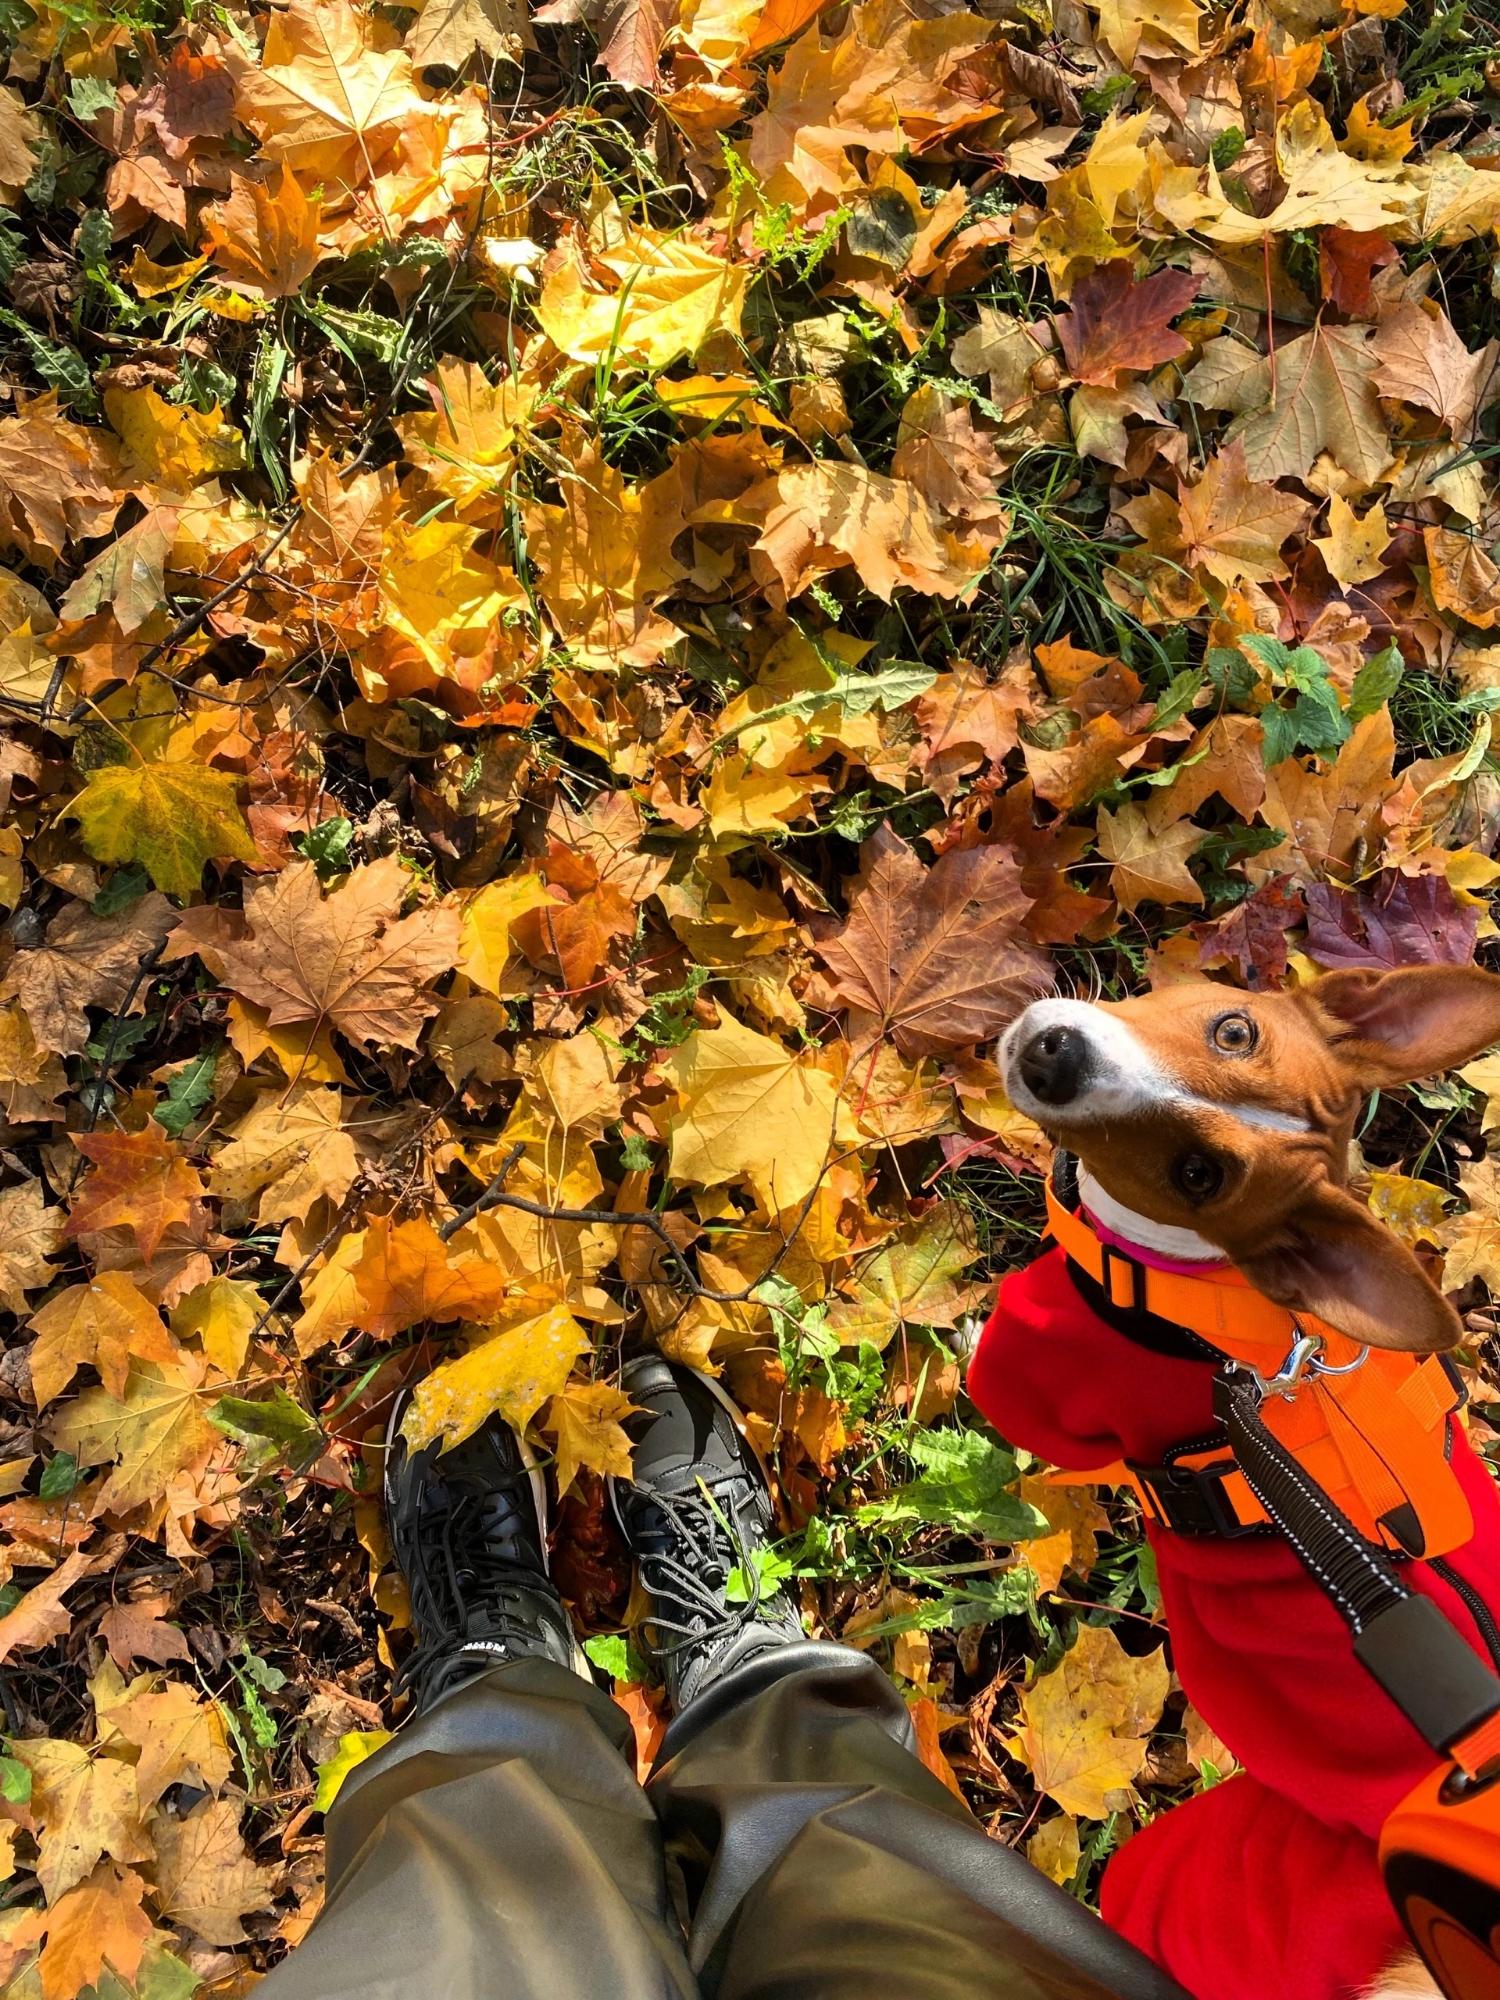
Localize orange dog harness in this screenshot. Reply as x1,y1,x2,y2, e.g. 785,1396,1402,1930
1044,1179,1473,1560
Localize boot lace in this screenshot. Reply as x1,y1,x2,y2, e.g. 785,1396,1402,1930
395,1484,549,1700
632,1476,769,1667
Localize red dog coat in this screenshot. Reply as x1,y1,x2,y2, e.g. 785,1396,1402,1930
968,1242,1500,2000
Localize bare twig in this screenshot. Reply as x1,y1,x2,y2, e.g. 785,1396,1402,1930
439,1144,849,1305
437,1144,525,1239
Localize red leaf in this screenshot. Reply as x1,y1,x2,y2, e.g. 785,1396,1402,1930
1305,872,1478,971
1055,264,1199,387
1319,228,1398,320
1191,878,1306,988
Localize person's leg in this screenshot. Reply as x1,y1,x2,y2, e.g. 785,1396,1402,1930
261,1401,698,2000
652,1642,1186,2000
611,1358,1187,2000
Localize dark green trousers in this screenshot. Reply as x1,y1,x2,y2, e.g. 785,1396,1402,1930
260,1642,1187,2000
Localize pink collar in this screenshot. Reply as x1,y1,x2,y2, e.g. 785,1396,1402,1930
1083,1207,1232,1277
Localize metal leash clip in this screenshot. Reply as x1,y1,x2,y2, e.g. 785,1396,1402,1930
1248,1325,1372,1402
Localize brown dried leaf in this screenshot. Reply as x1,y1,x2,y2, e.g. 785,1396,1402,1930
814,825,1047,1058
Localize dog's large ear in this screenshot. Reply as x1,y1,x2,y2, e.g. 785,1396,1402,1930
1309,965,1500,1087
1231,1181,1461,1353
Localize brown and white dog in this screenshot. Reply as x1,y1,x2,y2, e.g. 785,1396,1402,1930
970,967,1500,2000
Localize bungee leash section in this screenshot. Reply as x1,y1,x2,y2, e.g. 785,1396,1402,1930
1218,1365,1500,2000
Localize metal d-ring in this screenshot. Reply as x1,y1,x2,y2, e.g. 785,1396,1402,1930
1249,1325,1372,1402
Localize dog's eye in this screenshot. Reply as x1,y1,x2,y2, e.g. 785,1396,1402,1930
1210,1012,1257,1055
1172,1152,1224,1202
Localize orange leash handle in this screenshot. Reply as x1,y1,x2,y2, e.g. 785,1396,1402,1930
1043,1183,1472,1558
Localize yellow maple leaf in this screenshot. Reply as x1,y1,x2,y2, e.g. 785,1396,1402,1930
1096,0,1200,68
13,1861,153,2000
1367,1171,1452,1246
0,86,40,193
27,1272,180,1410
151,1795,279,1945
0,1176,62,1313
396,359,539,522
537,216,748,373
200,166,323,300
209,1083,360,1224
1027,1813,1082,1885
459,875,556,995
98,1677,232,1807
51,1358,219,1516
233,0,420,181
7,1738,147,1903
664,1010,852,1213
1007,1623,1169,1817
1018,1476,1109,1596
1097,802,1206,912
312,1729,393,1812
104,386,244,492
400,1303,590,1454
545,1380,638,1495
1460,1053,1500,1132
170,1276,264,1379
1314,495,1392,587
375,514,526,683
66,753,259,899
1442,1158,1500,1293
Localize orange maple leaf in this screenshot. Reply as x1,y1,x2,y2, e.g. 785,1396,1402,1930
64,1128,207,1261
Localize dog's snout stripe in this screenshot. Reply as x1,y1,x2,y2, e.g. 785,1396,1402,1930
1178,1096,1311,1136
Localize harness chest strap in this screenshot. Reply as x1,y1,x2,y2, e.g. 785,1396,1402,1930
1043,1182,1473,1560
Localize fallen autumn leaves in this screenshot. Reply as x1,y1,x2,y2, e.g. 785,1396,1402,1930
0,0,1499,1986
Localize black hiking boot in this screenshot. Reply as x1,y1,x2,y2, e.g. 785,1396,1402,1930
385,1391,585,1715
609,1355,804,1710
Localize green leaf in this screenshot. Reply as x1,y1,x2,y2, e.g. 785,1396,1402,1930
67,77,118,123
0,305,95,412
583,1632,651,1681
83,1012,156,1065
0,1751,32,1804
618,1132,653,1171
153,1047,218,1137
302,301,407,364
1150,666,1206,732
1349,645,1402,725
39,1450,80,1500
294,816,355,876
718,660,938,747
92,863,151,916
210,1389,322,1469
583,1633,631,1678
725,1542,800,1603
249,326,291,500
856,1428,1049,1542
76,206,113,275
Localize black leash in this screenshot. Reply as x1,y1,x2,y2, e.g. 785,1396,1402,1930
1216,1366,1500,1762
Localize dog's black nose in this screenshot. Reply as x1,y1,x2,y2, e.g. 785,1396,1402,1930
1019,1025,1087,1106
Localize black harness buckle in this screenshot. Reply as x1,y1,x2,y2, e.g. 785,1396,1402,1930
1129,1455,1260,1538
